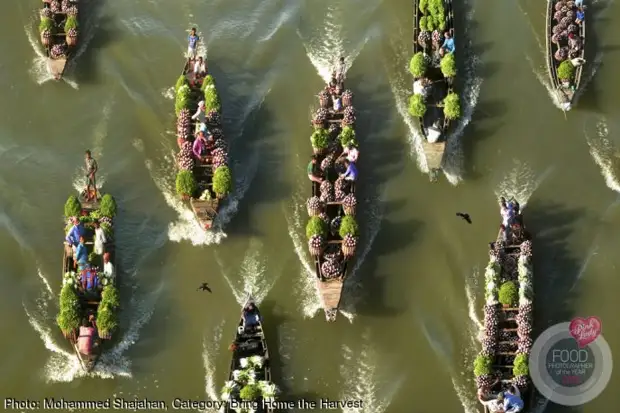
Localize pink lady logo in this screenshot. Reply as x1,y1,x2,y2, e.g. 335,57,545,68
569,317,602,348
529,317,613,406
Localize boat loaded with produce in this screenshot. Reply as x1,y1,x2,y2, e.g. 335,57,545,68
57,192,119,373
306,72,360,322
174,58,233,230
546,0,586,111
474,199,534,412
38,0,79,80
410,0,461,177
221,295,277,413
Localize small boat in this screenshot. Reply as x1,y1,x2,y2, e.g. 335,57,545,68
38,0,80,80
58,190,119,373
221,296,276,413
546,0,586,111
173,55,231,230
475,198,535,412
307,73,359,322
411,0,461,178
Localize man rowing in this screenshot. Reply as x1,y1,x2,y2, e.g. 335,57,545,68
84,150,98,201
187,27,199,61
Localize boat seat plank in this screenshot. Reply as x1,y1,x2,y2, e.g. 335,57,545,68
327,240,343,244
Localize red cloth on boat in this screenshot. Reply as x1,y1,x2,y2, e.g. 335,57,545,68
77,326,96,355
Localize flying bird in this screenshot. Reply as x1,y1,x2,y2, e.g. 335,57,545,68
197,283,212,293
456,212,472,224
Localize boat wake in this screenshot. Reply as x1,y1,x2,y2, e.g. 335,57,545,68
340,330,405,413
584,118,620,193
24,266,161,382
494,160,555,209
464,266,484,336
285,194,321,318
202,319,225,413
297,3,375,82
215,238,278,306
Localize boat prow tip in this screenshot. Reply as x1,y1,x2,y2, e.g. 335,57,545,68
325,309,338,322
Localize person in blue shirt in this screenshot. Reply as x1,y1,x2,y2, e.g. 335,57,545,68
440,31,455,56
81,268,99,292
340,160,358,182
575,7,585,24
497,385,524,412
75,236,89,270
65,217,84,246
187,27,199,61
242,303,260,330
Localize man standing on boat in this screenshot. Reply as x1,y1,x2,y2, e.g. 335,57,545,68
84,150,98,201
187,27,199,61
336,57,346,82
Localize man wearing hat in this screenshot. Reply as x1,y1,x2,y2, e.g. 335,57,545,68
192,100,207,131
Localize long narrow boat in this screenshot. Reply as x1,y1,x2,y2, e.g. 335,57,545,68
546,0,586,111
221,296,277,412
173,54,232,230
410,0,461,177
57,190,119,372
38,0,80,80
305,73,360,322
475,199,534,412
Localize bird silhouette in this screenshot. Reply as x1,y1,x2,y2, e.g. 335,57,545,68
456,212,472,224
197,283,212,293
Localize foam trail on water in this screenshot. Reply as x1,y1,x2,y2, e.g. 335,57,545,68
284,195,321,318
202,320,225,413
494,160,555,209
441,3,483,185
161,86,175,100
340,331,405,413
464,267,484,336
339,194,385,322
584,118,620,193
214,239,277,306
37,267,54,297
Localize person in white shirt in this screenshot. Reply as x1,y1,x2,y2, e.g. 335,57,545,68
102,252,115,281
333,96,342,112
478,389,504,412
93,221,107,256
339,143,359,163
194,56,207,79
192,101,207,130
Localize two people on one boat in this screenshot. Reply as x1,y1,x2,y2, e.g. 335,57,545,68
193,130,215,162
84,150,98,201
477,384,524,412
439,30,455,57
498,197,530,245
77,315,97,355
242,303,260,330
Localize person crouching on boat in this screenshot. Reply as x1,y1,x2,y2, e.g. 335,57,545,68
243,303,260,329
192,100,207,131
187,27,199,61
75,236,89,270
65,216,84,256
575,7,585,25
81,266,99,293
497,385,524,412
307,155,324,184
338,141,359,163
77,316,97,355
477,386,504,412
500,197,519,226
93,221,107,257
333,95,342,112
194,56,207,80
102,252,115,281
413,78,431,98
340,159,358,183
439,31,455,57
192,131,212,162
568,33,582,57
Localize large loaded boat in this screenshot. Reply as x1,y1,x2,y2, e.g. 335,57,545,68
474,198,534,412
220,296,277,412
38,0,80,80
306,68,360,322
410,0,461,178
546,0,586,111
173,54,232,229
57,191,119,372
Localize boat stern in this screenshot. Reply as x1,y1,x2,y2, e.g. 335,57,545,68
317,279,344,322
47,58,67,80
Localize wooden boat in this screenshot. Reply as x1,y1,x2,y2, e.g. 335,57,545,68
39,0,80,80
308,76,359,322
222,296,276,413
477,199,534,412
58,190,118,373
411,0,457,176
173,57,230,230
545,0,586,111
